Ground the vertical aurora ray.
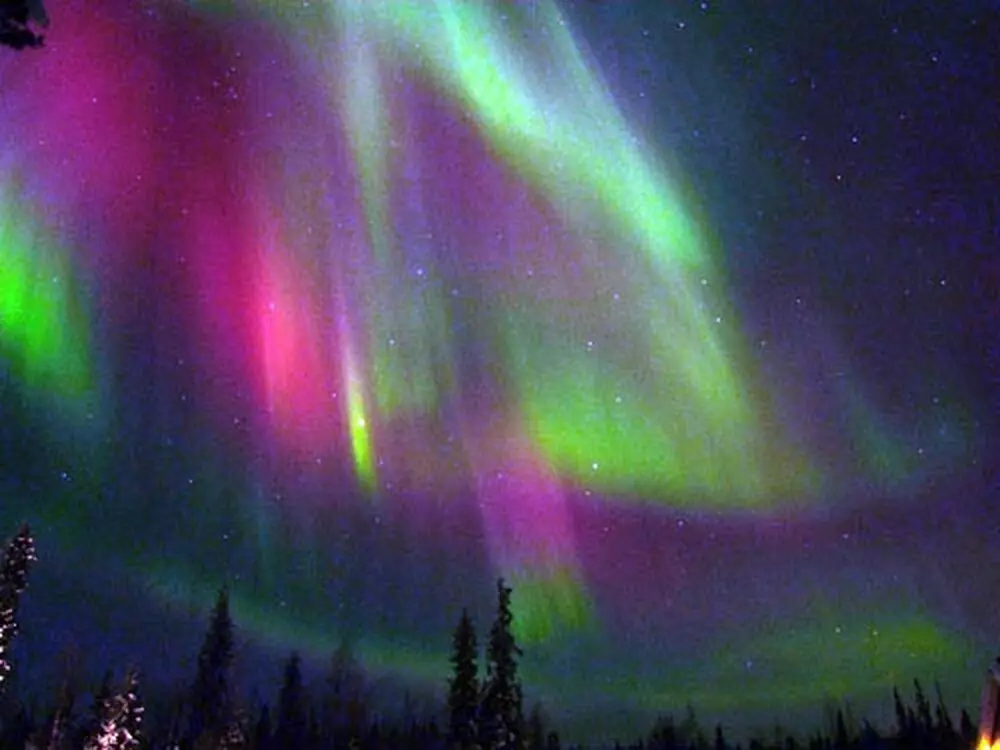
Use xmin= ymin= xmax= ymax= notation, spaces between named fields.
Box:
xmin=840 ymin=379 xmax=922 ymax=491
xmin=332 ymin=0 xmax=784 ymax=501
xmin=466 ymin=421 xmax=593 ymax=642
xmin=338 ymin=308 xmax=376 ymax=494
xmin=0 ymin=177 xmax=93 ymax=403
xmin=365 ymin=0 xmax=704 ymax=267
xmin=839 ymin=377 xmax=978 ymax=495
xmin=335 ymin=0 xmax=456 ymax=421
xmin=346 ymin=357 xmax=374 ymax=493
xmin=192 ymin=0 xmax=800 ymax=503
xmin=434 ymin=0 xmax=705 ymax=265
xmin=258 ymin=226 xmax=333 ymax=451
xmin=508 ymin=565 xmax=592 ymax=644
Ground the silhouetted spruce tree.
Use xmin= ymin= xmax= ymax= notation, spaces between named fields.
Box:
xmin=0 ymin=704 xmax=36 ymax=749
xmin=480 ymin=579 xmax=523 ymax=750
xmin=78 ymin=670 xmax=114 ymax=746
xmin=833 ymin=709 xmax=848 ymax=750
xmin=253 ymin=703 xmax=272 ymax=750
xmin=858 ymin=720 xmax=880 ymax=750
xmin=906 ymin=706 xmax=918 ymax=746
xmin=84 ymin=668 xmax=143 ymax=750
xmin=430 ymin=716 xmax=444 ymax=745
xmin=189 ymin=587 xmax=235 ymax=744
xmin=914 ymin=679 xmax=933 ymax=741
xmin=161 ymin=684 xmax=187 ymax=750
xmin=678 ymin=704 xmax=700 ymax=749
xmin=306 ymin=706 xmax=323 ymax=750
xmin=893 ymin=686 xmax=910 ymax=742
xmin=448 ymin=608 xmax=479 ymax=749
xmin=0 ymin=523 xmax=36 ymax=691
xmin=44 ymin=677 xmax=75 ymax=750
xmin=933 ymin=681 xmax=955 ymax=748
xmin=526 ymin=703 xmax=546 ymax=750
xmin=714 ymin=724 xmax=727 ymax=750
xmin=119 ymin=670 xmax=144 ymax=749
xmin=219 ymin=708 xmax=249 ymax=749
xmin=323 ymin=638 xmax=367 ymax=744
xmin=649 ymin=714 xmax=677 ymax=750
xmin=275 ymin=652 xmax=308 ymax=750
xmin=959 ymin=708 xmax=976 ymax=747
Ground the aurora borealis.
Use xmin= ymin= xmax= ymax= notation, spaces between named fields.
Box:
xmin=0 ymin=0 xmax=997 ymax=742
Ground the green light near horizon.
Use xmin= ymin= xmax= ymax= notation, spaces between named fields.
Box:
xmin=628 ymin=608 xmax=977 ymax=716
xmin=509 ymin=565 xmax=594 ymax=644
xmin=144 ymin=561 xmax=451 ymax=684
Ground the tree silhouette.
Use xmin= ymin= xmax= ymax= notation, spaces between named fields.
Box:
xmin=44 ymin=677 xmax=76 ymax=750
xmin=188 ymin=587 xmax=235 ymax=744
xmin=275 ymin=651 xmax=308 ymax=750
xmin=893 ymin=685 xmax=910 ymax=742
xmin=119 ymin=670 xmax=144 ymax=749
xmin=448 ymin=608 xmax=480 ymax=749
xmin=526 ymin=703 xmax=546 ymax=750
xmin=218 ymin=708 xmax=249 ymax=749
xmin=859 ymin=719 xmax=881 ymax=750
xmin=480 ymin=578 xmax=523 ymax=750
xmin=933 ymin=681 xmax=955 ymax=748
xmin=83 ymin=668 xmax=143 ymax=750
xmin=0 ymin=704 xmax=36 ymax=748
xmin=0 ymin=522 xmax=35 ymax=691
xmin=649 ymin=714 xmax=678 ymax=750
xmin=678 ymin=703 xmax=704 ymax=749
xmin=714 ymin=724 xmax=728 ymax=750
xmin=0 ymin=0 xmax=47 ymax=49
xmin=324 ymin=638 xmax=367 ymax=744
xmin=253 ymin=703 xmax=273 ymax=750
xmin=78 ymin=670 xmax=114 ymax=747
xmin=914 ymin=678 xmax=933 ymax=740
xmin=959 ymin=708 xmax=976 ymax=747
xmin=833 ymin=709 xmax=848 ymax=750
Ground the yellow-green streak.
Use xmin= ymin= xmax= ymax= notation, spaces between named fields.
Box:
xmin=344 ymin=347 xmax=375 ymax=492
xmin=336 ymin=0 xmax=455 ymax=419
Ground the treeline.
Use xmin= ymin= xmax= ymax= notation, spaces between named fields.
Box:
xmin=632 ymin=681 xmax=980 ymax=750
xmin=0 ymin=524 xmax=987 ymax=749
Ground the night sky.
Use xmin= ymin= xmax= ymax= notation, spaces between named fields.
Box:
xmin=0 ymin=0 xmax=997 ymax=743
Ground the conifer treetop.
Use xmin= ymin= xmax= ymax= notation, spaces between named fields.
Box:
xmin=0 ymin=522 xmax=36 ymax=691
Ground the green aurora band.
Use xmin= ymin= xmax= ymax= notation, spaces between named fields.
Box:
xmin=0 ymin=177 xmax=93 ymax=403
xmin=290 ymin=0 xmax=814 ymax=502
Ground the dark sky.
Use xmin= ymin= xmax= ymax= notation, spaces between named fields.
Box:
xmin=0 ymin=0 xmax=997 ymax=743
